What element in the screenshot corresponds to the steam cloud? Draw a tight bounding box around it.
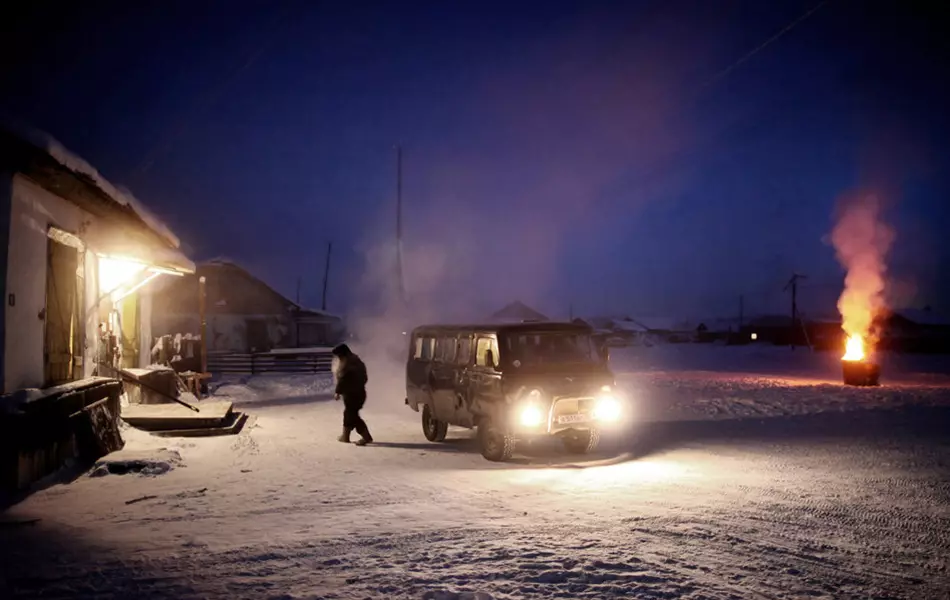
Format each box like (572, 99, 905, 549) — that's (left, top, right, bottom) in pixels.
(830, 193, 895, 344)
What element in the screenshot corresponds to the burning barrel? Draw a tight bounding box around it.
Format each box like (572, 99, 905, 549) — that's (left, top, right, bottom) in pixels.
(841, 334, 880, 387)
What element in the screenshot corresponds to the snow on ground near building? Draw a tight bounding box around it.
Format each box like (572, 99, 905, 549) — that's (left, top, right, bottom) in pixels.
(2, 344, 949, 599)
(209, 374, 337, 407)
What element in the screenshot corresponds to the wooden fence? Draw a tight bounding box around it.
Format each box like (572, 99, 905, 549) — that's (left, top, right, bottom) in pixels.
(207, 351, 334, 375)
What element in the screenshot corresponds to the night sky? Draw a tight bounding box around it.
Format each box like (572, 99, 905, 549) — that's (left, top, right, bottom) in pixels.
(1, 0, 947, 321)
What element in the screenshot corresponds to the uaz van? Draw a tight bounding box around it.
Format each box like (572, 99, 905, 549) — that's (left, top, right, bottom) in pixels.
(404, 321, 624, 461)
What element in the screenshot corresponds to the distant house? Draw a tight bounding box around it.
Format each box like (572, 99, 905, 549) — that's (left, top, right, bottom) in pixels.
(881, 308, 950, 353)
(632, 316, 698, 343)
(151, 260, 344, 354)
(489, 301, 549, 323)
(0, 123, 195, 393)
(740, 314, 842, 350)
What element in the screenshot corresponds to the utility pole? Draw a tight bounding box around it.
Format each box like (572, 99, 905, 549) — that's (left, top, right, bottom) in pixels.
(395, 145, 406, 304)
(198, 276, 207, 376)
(739, 294, 744, 329)
(783, 273, 807, 350)
(321, 241, 332, 311)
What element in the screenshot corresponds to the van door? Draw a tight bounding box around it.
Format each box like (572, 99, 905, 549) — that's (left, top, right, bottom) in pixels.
(407, 335, 434, 409)
(470, 335, 502, 422)
(453, 334, 475, 427)
(431, 335, 459, 421)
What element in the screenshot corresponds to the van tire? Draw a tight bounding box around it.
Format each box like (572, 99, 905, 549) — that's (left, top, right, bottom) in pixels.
(562, 428, 600, 454)
(478, 419, 514, 462)
(422, 405, 448, 442)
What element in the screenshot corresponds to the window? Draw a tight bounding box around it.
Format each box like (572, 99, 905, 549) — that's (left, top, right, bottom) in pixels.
(434, 336, 456, 363)
(441, 337, 457, 363)
(502, 332, 595, 366)
(457, 336, 472, 365)
(421, 337, 435, 360)
(413, 336, 423, 359)
(475, 337, 499, 368)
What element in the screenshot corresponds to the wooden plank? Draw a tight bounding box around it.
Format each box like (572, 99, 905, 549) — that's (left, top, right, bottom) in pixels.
(121, 400, 233, 431)
(151, 411, 249, 438)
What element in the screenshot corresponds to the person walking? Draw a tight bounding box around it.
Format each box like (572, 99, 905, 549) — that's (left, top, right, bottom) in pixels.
(332, 343, 373, 446)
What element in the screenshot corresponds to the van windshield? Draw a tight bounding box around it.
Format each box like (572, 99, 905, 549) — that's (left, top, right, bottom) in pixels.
(501, 332, 599, 366)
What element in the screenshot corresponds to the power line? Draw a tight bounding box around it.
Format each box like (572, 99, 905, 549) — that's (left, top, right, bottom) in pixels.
(699, 0, 833, 92)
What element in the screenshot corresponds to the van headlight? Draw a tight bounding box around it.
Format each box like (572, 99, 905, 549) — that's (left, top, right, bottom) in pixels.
(593, 394, 622, 422)
(519, 403, 544, 427)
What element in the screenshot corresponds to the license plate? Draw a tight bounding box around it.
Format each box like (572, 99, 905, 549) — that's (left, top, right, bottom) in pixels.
(557, 414, 588, 424)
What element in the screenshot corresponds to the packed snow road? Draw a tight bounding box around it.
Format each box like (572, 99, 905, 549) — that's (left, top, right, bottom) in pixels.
(2, 349, 950, 599)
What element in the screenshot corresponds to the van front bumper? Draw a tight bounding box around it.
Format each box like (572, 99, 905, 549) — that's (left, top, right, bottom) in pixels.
(513, 395, 624, 435)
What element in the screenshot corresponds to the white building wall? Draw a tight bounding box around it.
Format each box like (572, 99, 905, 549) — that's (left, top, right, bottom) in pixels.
(3, 176, 92, 393)
(2, 174, 187, 392)
(83, 249, 99, 378)
(0, 171, 11, 392)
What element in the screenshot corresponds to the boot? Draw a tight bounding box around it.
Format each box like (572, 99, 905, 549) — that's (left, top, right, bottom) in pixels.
(354, 424, 373, 446)
(338, 428, 352, 443)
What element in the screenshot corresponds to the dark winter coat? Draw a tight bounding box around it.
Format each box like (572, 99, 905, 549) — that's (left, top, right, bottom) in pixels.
(335, 354, 368, 400)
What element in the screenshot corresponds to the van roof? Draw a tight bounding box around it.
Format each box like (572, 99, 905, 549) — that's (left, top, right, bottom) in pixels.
(411, 321, 592, 335)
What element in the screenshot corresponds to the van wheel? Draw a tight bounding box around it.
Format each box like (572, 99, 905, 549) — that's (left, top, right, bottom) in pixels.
(422, 405, 448, 442)
(478, 419, 514, 462)
(562, 429, 600, 454)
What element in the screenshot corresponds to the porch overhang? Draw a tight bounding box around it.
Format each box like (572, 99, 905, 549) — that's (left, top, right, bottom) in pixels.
(87, 230, 196, 275)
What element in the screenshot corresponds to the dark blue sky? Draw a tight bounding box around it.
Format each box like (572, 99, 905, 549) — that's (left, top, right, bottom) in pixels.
(2, 0, 947, 321)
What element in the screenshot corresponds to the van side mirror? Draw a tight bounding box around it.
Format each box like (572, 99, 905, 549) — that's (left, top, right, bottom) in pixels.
(599, 345, 609, 362)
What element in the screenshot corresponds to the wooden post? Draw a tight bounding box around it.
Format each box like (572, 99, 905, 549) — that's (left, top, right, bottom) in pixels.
(321, 241, 332, 311)
(198, 276, 208, 376)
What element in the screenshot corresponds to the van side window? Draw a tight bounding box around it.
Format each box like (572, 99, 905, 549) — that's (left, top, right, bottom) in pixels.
(413, 336, 423, 359)
(475, 337, 497, 368)
(421, 337, 434, 360)
(434, 336, 455, 363)
(457, 336, 472, 365)
(442, 337, 457, 363)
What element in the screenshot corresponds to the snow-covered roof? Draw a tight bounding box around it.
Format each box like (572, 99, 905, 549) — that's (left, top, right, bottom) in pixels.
(632, 316, 696, 332)
(197, 259, 342, 319)
(1, 116, 181, 249)
(490, 301, 549, 322)
(296, 307, 342, 320)
(612, 319, 649, 333)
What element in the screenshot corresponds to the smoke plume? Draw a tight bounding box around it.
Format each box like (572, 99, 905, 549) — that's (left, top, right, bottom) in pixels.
(830, 193, 895, 345)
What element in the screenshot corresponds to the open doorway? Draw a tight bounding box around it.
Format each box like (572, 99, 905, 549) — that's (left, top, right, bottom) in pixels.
(117, 294, 139, 369)
(44, 231, 84, 387)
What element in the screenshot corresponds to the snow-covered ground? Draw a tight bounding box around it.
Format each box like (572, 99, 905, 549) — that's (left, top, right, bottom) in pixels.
(2, 344, 949, 599)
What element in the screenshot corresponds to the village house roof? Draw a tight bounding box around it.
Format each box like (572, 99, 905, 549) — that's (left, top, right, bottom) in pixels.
(489, 301, 549, 322)
(0, 119, 193, 273)
(200, 259, 341, 320)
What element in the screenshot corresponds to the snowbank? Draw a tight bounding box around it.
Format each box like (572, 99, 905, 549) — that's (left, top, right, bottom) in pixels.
(211, 374, 335, 405)
(89, 449, 182, 478)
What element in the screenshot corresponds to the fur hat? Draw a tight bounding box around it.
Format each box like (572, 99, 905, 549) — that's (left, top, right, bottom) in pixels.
(331, 343, 352, 357)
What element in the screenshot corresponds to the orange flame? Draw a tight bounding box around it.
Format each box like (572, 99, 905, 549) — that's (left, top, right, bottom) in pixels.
(842, 334, 865, 361)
